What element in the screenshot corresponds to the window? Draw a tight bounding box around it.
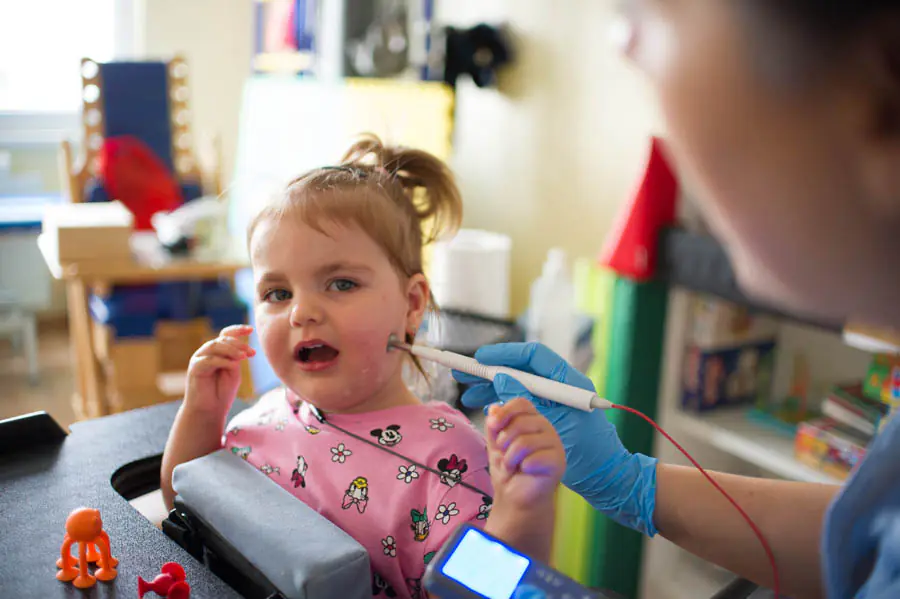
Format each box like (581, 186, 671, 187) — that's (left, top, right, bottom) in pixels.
(0, 0, 136, 203)
(0, 0, 136, 113)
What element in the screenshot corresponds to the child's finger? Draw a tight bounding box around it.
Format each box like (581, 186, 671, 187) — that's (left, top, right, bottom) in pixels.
(189, 355, 243, 375)
(486, 397, 540, 437)
(493, 413, 549, 451)
(195, 338, 251, 361)
(220, 324, 254, 338)
(217, 335, 256, 356)
(519, 448, 564, 477)
(503, 432, 558, 471)
(488, 446, 513, 485)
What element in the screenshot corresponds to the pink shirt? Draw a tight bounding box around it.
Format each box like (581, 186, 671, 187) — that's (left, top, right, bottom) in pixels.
(223, 390, 493, 599)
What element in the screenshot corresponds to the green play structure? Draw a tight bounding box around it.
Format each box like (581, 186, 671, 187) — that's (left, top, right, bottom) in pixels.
(550, 137, 677, 597)
(551, 264, 669, 599)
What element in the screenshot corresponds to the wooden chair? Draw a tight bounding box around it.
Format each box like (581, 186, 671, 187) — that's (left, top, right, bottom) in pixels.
(52, 57, 250, 418)
(59, 55, 221, 207)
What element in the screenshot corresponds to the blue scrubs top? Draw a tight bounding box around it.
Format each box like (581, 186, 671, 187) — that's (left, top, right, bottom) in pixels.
(822, 411, 900, 598)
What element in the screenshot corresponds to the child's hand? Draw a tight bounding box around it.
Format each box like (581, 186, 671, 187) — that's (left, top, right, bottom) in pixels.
(185, 325, 255, 414)
(485, 397, 566, 509)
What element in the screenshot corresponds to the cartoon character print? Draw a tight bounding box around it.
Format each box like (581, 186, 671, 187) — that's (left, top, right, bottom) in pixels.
(437, 453, 468, 488)
(406, 578, 424, 599)
(231, 446, 251, 460)
(260, 464, 280, 477)
(477, 495, 493, 520)
(291, 456, 308, 488)
(372, 572, 397, 597)
(341, 476, 369, 513)
(370, 424, 402, 447)
(410, 508, 430, 542)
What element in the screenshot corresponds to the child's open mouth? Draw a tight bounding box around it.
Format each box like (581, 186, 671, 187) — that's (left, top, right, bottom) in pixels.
(294, 340, 340, 371)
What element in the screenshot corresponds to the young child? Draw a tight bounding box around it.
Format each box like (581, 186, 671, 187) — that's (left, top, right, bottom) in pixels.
(160, 135, 565, 599)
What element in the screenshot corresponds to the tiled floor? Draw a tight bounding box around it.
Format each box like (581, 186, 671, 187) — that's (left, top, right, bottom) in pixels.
(1, 324, 168, 525)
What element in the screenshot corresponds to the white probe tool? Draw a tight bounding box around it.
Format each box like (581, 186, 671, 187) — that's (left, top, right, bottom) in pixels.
(389, 336, 613, 411)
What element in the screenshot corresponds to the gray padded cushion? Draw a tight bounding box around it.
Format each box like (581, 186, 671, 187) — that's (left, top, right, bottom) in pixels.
(172, 449, 371, 599)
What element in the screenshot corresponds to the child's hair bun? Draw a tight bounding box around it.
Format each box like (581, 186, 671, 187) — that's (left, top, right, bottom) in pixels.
(340, 134, 462, 244)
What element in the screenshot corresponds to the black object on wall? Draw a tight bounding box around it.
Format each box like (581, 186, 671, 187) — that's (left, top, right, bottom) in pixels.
(443, 24, 512, 88)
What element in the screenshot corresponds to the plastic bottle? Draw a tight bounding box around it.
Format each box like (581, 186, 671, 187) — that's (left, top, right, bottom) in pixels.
(527, 248, 577, 363)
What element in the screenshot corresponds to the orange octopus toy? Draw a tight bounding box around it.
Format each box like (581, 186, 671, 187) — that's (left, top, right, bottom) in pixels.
(56, 507, 118, 588)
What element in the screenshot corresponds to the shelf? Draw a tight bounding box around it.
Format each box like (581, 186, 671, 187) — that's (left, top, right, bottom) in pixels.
(843, 322, 900, 355)
(670, 409, 842, 485)
(658, 228, 843, 333)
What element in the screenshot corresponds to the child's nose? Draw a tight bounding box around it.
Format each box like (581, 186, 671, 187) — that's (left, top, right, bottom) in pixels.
(289, 296, 325, 327)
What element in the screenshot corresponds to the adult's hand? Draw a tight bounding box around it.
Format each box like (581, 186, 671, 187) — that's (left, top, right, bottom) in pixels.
(455, 342, 658, 536)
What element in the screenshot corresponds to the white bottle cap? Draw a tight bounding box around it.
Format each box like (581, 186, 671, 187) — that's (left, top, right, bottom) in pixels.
(543, 247, 568, 278)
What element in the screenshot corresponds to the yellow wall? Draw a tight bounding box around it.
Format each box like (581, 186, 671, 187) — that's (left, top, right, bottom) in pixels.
(437, 1, 663, 313)
(143, 0, 254, 186)
(143, 0, 663, 314)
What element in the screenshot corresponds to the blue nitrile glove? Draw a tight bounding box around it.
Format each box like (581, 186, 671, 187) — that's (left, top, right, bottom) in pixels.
(454, 342, 659, 537)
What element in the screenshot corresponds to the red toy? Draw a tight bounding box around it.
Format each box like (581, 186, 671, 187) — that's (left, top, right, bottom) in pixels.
(138, 562, 187, 598)
(167, 581, 191, 599)
(56, 507, 118, 589)
(96, 135, 184, 231)
(599, 136, 679, 281)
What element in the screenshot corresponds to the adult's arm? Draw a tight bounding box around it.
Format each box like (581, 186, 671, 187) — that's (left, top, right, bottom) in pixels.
(655, 464, 839, 599)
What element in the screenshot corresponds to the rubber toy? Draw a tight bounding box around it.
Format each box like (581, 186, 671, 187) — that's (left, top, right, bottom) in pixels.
(139, 562, 188, 598)
(56, 507, 118, 589)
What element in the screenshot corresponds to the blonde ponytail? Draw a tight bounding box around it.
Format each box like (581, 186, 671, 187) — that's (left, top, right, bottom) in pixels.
(248, 133, 463, 285)
(339, 134, 462, 245)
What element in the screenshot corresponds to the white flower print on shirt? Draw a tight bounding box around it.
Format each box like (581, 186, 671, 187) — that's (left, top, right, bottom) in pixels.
(429, 417, 455, 432)
(397, 465, 419, 484)
(259, 464, 280, 477)
(331, 443, 352, 463)
(382, 536, 397, 557)
(275, 418, 288, 431)
(435, 502, 460, 525)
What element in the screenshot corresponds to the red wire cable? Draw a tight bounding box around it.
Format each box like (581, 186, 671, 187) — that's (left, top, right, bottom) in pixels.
(611, 404, 781, 598)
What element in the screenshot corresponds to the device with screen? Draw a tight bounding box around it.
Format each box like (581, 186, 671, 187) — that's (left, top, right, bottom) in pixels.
(423, 523, 614, 599)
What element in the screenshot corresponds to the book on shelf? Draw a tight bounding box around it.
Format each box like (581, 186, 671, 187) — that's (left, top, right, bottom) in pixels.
(820, 382, 889, 439)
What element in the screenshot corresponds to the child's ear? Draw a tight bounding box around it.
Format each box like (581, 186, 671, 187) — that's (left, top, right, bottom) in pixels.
(405, 273, 430, 336)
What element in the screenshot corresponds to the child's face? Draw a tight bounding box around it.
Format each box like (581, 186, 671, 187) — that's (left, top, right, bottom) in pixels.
(250, 216, 427, 413)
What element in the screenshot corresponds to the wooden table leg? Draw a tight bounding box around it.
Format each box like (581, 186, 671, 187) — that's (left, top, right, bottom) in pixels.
(65, 279, 107, 417)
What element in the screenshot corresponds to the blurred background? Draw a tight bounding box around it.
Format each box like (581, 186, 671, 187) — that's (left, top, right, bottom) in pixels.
(2, 2, 896, 598)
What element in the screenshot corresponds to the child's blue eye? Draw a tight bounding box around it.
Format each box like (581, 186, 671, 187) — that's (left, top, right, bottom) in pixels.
(328, 279, 358, 292)
(263, 288, 292, 302)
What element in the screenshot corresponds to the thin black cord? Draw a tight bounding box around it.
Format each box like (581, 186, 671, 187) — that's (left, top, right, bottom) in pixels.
(289, 388, 492, 499)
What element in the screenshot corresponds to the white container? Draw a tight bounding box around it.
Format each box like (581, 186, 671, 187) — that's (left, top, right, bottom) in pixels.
(151, 196, 228, 261)
(429, 229, 511, 319)
(527, 248, 577, 363)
